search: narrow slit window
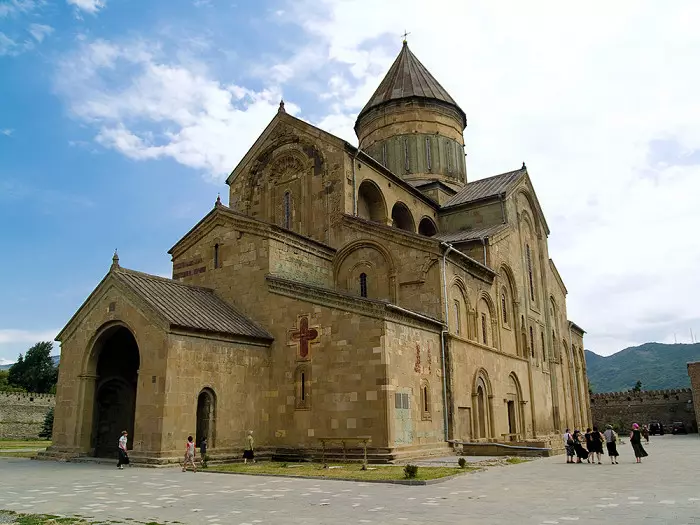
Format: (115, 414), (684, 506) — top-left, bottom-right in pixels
(501, 293), (508, 324)
(541, 332), (546, 361)
(359, 273), (368, 298)
(454, 300), (461, 335)
(530, 326), (535, 358)
(481, 314), (488, 345)
(526, 244), (535, 301)
(423, 386), (429, 412)
(301, 372), (306, 401)
(284, 191), (291, 229)
(404, 138), (410, 172)
(426, 137), (432, 171)
(214, 243), (220, 269)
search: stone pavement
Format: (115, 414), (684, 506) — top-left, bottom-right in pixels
(0, 435), (698, 524)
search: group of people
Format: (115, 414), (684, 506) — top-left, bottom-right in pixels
(563, 423), (649, 464)
(116, 429), (257, 471)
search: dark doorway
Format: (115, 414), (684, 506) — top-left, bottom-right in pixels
(507, 401), (516, 441)
(196, 389), (216, 448)
(92, 327), (139, 458)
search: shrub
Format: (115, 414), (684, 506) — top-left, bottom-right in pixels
(403, 464), (419, 479)
(38, 407), (54, 439)
(458, 457), (467, 469)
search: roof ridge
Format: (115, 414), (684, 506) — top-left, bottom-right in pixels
(114, 266), (215, 293)
(466, 167), (525, 185)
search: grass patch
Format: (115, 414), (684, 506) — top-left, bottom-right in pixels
(0, 440), (51, 449)
(0, 510), (172, 525)
(0, 450), (38, 458)
(209, 461), (475, 481)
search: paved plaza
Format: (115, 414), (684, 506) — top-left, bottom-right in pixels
(0, 435), (699, 524)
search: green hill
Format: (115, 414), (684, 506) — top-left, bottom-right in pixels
(586, 342), (700, 393)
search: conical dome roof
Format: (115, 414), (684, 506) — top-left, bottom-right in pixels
(356, 42), (466, 128)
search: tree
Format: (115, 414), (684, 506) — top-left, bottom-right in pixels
(39, 407), (54, 439)
(632, 380), (642, 393)
(0, 370), (25, 393)
(8, 342), (58, 394)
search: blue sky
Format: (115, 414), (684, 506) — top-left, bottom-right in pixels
(2, 0), (700, 363)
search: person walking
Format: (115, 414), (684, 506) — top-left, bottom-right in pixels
(603, 424), (619, 464)
(200, 437), (208, 468)
(563, 428), (576, 463)
(629, 423), (648, 463)
(243, 430), (255, 464)
(572, 429), (589, 464)
(588, 426), (605, 464)
(182, 435), (197, 472)
(117, 430), (129, 470)
(584, 428), (593, 463)
(641, 424), (650, 443)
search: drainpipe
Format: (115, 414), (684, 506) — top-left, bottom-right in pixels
(439, 242), (455, 442)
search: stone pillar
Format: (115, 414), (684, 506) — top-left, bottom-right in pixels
(76, 373), (98, 453)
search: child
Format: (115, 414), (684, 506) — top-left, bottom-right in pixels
(182, 435), (197, 472)
(243, 430), (255, 464)
(200, 438), (208, 467)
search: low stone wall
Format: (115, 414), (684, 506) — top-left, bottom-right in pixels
(590, 389), (696, 433)
(0, 392), (55, 439)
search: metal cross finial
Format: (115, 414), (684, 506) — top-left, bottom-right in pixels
(401, 30), (411, 44)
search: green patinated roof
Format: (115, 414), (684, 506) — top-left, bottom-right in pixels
(356, 42), (466, 127)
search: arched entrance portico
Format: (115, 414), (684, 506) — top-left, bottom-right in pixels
(90, 325), (140, 458)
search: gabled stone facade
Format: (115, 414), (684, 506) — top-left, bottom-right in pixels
(46, 43), (589, 464)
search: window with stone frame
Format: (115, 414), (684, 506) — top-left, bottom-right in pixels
(425, 137), (432, 171)
(541, 331), (546, 362)
(420, 381), (431, 420)
(283, 191), (292, 230)
(295, 365), (310, 410)
(526, 244), (535, 302)
(454, 300), (461, 335)
(359, 273), (368, 298)
(213, 243), (220, 269)
(529, 326), (535, 359)
(481, 313), (488, 346)
(501, 288), (509, 327)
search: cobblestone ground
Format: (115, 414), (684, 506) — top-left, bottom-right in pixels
(0, 435), (698, 524)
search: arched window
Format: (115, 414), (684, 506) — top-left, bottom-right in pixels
(553, 331), (559, 361)
(391, 202), (415, 232)
(501, 292), (508, 325)
(357, 180), (387, 223)
(421, 381), (431, 420)
(454, 300), (461, 335)
(295, 365), (310, 409)
(284, 191), (291, 229)
(418, 217), (437, 237)
(481, 314), (488, 345)
(213, 243), (220, 269)
(529, 326), (535, 358)
(526, 244), (535, 301)
(359, 273), (368, 298)
(425, 137), (432, 171)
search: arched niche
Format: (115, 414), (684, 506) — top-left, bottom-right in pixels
(391, 201), (415, 232)
(334, 240), (396, 302)
(418, 217), (438, 237)
(196, 388), (216, 448)
(357, 180), (387, 223)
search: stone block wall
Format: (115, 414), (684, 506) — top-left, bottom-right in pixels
(688, 362), (700, 432)
(0, 392), (55, 439)
(590, 389), (696, 433)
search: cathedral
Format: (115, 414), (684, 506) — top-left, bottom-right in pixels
(47, 41), (590, 464)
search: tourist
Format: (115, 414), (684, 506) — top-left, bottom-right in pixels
(200, 437), (207, 466)
(563, 428), (576, 463)
(603, 424), (619, 464)
(243, 430), (255, 464)
(572, 429), (589, 464)
(584, 428), (593, 463)
(629, 423), (648, 463)
(588, 426), (605, 464)
(117, 430), (129, 470)
(182, 435), (197, 472)
(641, 424), (650, 443)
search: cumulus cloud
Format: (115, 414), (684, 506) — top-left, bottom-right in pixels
(269, 0), (700, 355)
(66, 0), (105, 14)
(28, 23), (52, 42)
(55, 39), (292, 180)
(0, 0), (42, 18)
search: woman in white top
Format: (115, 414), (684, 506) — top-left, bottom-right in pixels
(182, 435), (197, 472)
(117, 430), (129, 469)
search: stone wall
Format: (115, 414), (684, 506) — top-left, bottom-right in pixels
(590, 389), (696, 433)
(688, 362), (700, 432)
(0, 392), (55, 439)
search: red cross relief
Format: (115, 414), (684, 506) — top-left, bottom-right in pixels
(289, 316), (319, 359)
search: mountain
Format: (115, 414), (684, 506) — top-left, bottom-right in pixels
(0, 355), (59, 371)
(586, 342), (700, 393)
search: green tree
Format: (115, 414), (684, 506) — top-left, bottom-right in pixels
(39, 407), (54, 439)
(632, 380), (642, 392)
(0, 370), (25, 392)
(8, 342), (58, 394)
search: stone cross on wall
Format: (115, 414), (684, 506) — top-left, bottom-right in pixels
(288, 316), (320, 359)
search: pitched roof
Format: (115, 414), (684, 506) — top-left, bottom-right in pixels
(434, 224), (508, 244)
(357, 42), (465, 126)
(113, 267), (273, 341)
(442, 167), (526, 208)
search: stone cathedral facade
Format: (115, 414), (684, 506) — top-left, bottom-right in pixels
(47, 42), (590, 464)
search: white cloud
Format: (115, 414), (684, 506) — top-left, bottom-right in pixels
(0, 0), (41, 18)
(55, 39), (292, 179)
(0, 128), (13, 136)
(66, 0), (105, 14)
(0, 329), (58, 345)
(28, 23), (52, 42)
(0, 32), (18, 55)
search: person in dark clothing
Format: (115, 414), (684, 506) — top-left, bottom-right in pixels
(630, 423), (649, 463)
(200, 438), (208, 467)
(572, 429), (589, 463)
(584, 428), (593, 463)
(603, 425), (619, 464)
(588, 426), (605, 464)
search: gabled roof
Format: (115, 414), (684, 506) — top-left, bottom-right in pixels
(356, 42), (466, 128)
(112, 267), (273, 340)
(434, 224), (508, 244)
(442, 167), (526, 208)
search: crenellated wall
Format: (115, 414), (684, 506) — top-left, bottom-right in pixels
(590, 389), (696, 433)
(0, 392), (55, 439)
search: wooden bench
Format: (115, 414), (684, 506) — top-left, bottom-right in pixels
(317, 436), (372, 468)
